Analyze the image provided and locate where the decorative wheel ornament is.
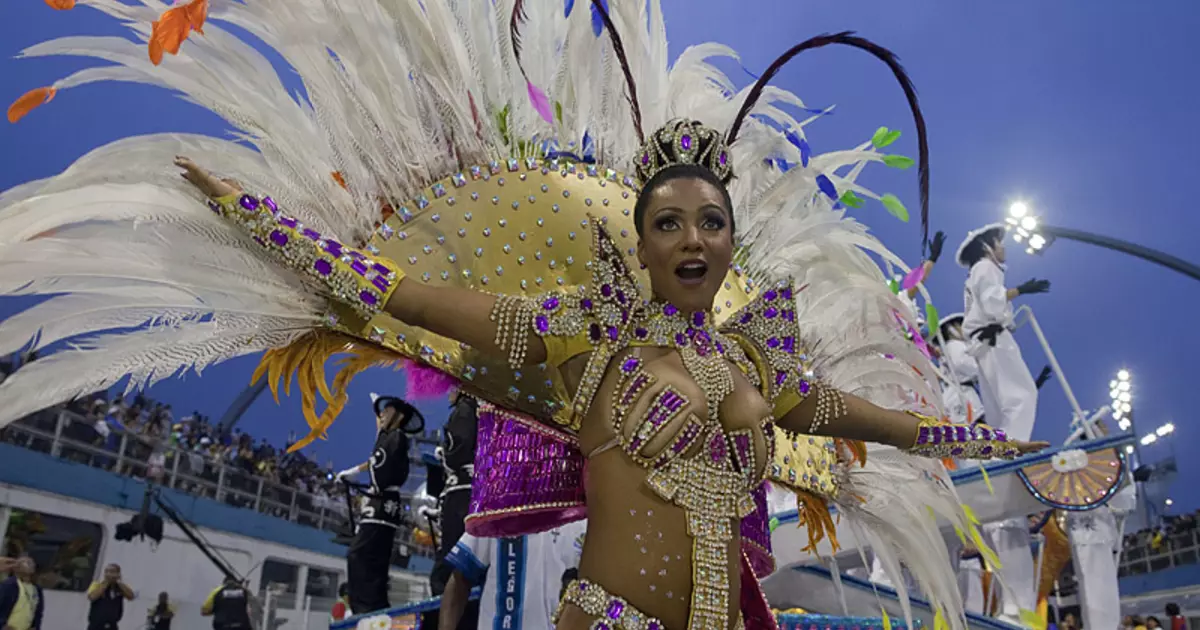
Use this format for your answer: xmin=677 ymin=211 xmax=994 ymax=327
xmin=1017 ymin=447 xmax=1125 ymax=510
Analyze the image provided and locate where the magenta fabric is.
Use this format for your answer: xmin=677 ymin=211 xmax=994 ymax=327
xmin=465 ymin=402 xmax=587 ymax=537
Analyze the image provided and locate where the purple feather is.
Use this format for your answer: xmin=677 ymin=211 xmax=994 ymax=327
xmin=527 ymin=81 xmax=554 ymax=125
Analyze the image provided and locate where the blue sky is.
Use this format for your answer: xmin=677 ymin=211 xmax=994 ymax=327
xmin=2 ymin=1 xmax=1197 ymax=512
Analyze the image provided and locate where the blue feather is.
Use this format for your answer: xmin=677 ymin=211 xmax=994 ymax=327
xmin=815 ymin=174 xmax=838 ymax=199
xmin=590 ymin=0 xmax=608 ymax=36
xmin=564 ymin=0 xmax=575 ymax=17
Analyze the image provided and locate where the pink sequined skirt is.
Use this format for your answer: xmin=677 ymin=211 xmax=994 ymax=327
xmin=465 ymin=401 xmax=588 ymax=537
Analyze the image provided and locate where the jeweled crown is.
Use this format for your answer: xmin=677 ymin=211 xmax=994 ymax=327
xmin=633 ymin=119 xmax=733 ymax=185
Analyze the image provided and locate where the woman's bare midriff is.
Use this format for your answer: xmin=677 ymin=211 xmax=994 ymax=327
xmin=555 ymin=450 xmax=744 ymax=630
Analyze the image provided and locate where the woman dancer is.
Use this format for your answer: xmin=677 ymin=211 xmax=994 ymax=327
xmin=2 ymin=1 xmax=1044 ymax=627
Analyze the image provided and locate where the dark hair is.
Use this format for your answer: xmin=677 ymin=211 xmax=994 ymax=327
xmin=1165 ymin=603 xmax=1180 ymax=616
xmin=633 ymin=164 xmax=735 ymax=239
xmin=960 ymin=227 xmax=1005 ymax=268
xmin=338 ymin=582 xmax=349 ymax=598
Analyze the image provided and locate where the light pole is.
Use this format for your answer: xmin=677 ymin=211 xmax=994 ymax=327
xmin=1005 ymin=202 xmax=1200 ymax=283
xmin=1110 ymin=369 xmax=1135 ymax=457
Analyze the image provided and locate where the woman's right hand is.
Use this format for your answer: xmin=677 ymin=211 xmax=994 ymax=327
xmin=174 ymin=156 xmax=241 ymax=199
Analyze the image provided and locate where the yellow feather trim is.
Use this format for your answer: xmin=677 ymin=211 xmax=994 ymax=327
xmin=250 ymin=330 xmax=404 ymax=452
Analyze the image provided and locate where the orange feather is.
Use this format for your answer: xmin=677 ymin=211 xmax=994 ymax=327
xmin=7 ymin=87 xmax=57 ymax=123
xmin=148 ymin=0 xmax=208 ymax=66
xmin=43 ymin=0 xmax=76 ymax=9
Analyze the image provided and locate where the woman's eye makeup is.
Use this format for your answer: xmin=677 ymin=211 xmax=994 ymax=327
xmin=654 ymin=216 xmax=680 ymax=231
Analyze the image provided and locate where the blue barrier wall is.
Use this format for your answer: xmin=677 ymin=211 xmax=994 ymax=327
xmin=1119 ymin=563 xmax=1200 ymax=597
xmin=0 ymin=442 xmax=433 ymax=573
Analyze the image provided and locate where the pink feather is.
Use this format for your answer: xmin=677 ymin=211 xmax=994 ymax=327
xmin=900 ymin=264 xmax=926 ymax=291
xmin=401 ymin=359 xmax=459 ymax=399
xmin=527 ymin=81 xmax=554 ymax=125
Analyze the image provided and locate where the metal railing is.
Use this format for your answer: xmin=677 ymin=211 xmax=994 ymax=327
xmin=1119 ymin=528 xmax=1200 ymax=577
xmin=0 ymin=408 xmax=436 ymax=560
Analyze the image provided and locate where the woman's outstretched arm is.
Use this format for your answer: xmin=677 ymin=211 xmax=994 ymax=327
xmin=176 ymin=156 xmax=549 ymax=366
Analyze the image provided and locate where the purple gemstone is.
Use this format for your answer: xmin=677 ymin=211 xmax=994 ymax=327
xmin=621 ymin=357 xmax=640 ymax=374
xmin=301 ymin=228 xmax=320 ymax=240
xmin=782 ymin=336 xmax=796 ymax=353
xmin=542 ymin=296 xmax=560 ymax=310
xmin=207 ymin=200 xmax=220 ymax=213
xmin=359 ymin=290 xmax=378 ymax=306
xmin=981 ymin=446 xmax=994 ymax=455
xmin=635 ymin=327 xmax=648 ymax=339
xmin=606 ymin=600 xmax=625 ymax=619
xmin=764 ymin=289 xmax=778 ymax=302
xmin=648 ymin=623 xmax=661 ymax=630
xmin=579 ymin=582 xmax=589 ymax=592
xmin=615 ymin=289 xmax=626 ymax=304
xmin=775 ymin=371 xmax=788 ymax=386
xmin=268 ymin=230 xmax=288 ymax=247
xmin=372 ymin=276 xmax=390 ymax=292
xmin=350 ymin=260 xmax=368 ymax=275
xmin=740 ymin=312 xmax=753 ymax=324
xmin=641 ymin=153 xmax=650 ymax=165
xmin=767 ymin=337 xmax=780 ymax=348
xmin=324 ymin=241 xmax=342 ymax=256
xmin=955 ymin=426 xmax=968 ymax=442
xmin=663 ymin=304 xmax=678 ymax=316
xmin=607 ymin=326 xmax=618 ymax=341
xmin=601 ymin=284 xmax=613 ymax=297
xmin=675 ymin=333 xmax=687 ymax=347
xmin=581 ymin=298 xmax=594 ymax=310
xmin=798 ymin=380 xmax=811 ymax=395
xmin=535 ymin=315 xmax=550 ymax=333
xmin=781 ymin=287 xmax=793 ymax=300
xmin=681 ymin=135 xmax=693 ymax=150
xmin=262 ymin=196 xmax=278 ymax=212
xmin=596 ymin=624 xmax=611 ymax=630
xmin=238 ymin=195 xmax=259 ymax=211
xmin=784 ymin=310 xmax=796 ymax=321
xmin=764 ymin=307 xmax=779 ymax=319
xmin=372 ymin=263 xmax=390 ymax=274
xmin=719 ymin=151 xmax=728 ymax=166
xmin=253 ymin=236 xmax=266 ymax=247
xmin=314 ymin=259 xmax=333 ymax=276
xmin=692 ymin=311 xmax=706 ymax=326
xmin=995 ymin=429 xmax=1008 ymax=442
xmin=951 ymin=447 xmax=965 ymax=456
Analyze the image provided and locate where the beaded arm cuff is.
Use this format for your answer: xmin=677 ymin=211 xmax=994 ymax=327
xmin=905 ymin=412 xmax=1021 ymax=460
xmin=211 ymin=193 xmax=403 ymax=319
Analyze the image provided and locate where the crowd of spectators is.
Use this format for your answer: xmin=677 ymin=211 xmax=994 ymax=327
xmin=1 ymin=353 xmax=350 ymax=526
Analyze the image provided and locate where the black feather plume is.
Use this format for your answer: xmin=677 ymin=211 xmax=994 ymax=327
xmin=726 ymin=32 xmax=930 ymax=249
xmin=587 ymin=0 xmax=644 ymax=144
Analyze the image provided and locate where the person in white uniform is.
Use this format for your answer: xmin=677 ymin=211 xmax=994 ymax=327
xmin=955 ymin=223 xmax=1051 ymax=623
xmin=931 ymin=312 xmax=985 ymax=426
xmin=439 ymin=520 xmax=587 ymax=630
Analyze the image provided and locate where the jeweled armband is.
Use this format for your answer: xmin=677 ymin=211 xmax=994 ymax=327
xmin=211 ymin=193 xmax=403 ymax=318
xmin=905 ymin=413 xmax=1021 ymax=460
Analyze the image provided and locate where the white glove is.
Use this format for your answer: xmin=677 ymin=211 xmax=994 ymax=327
xmin=334 ymin=467 xmax=359 ymax=481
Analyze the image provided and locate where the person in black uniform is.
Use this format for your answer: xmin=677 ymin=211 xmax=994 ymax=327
xmin=200 ymin=576 xmax=252 ymax=630
xmin=421 ymin=391 xmax=480 ymax=630
xmin=335 ymin=393 xmax=425 ymax=615
xmin=146 ymin=592 xmax=175 ymax=630
xmin=86 ymin=564 xmax=134 ymax=630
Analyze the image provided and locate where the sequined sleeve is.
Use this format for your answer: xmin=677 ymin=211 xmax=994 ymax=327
xmin=211 ymin=192 xmax=402 ymax=319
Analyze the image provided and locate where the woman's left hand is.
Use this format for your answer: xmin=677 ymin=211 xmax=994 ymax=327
xmin=1012 ymin=439 xmax=1051 ymax=456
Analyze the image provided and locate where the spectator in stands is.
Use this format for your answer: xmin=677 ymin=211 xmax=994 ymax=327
xmin=1166 ymin=603 xmax=1187 ymax=630
xmin=1134 ymin=616 xmax=1149 ymax=630
xmin=201 ymin=576 xmax=252 ymax=630
xmin=0 ymin=556 xmax=44 ymax=630
xmin=1148 ymin=617 xmax=1163 ymax=629
xmin=330 ymin=583 xmax=352 ymax=622
xmin=87 ymin=563 xmax=135 ymax=630
xmin=440 ymin=521 xmax=587 ymax=630
xmin=146 ymin=592 xmax=175 ymax=630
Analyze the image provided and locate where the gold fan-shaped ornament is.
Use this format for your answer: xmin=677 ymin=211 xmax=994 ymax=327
xmin=1017 ymin=447 xmax=1125 ymax=510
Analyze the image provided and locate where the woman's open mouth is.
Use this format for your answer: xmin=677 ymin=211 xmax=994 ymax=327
xmin=674 ymin=260 xmax=708 ymax=286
